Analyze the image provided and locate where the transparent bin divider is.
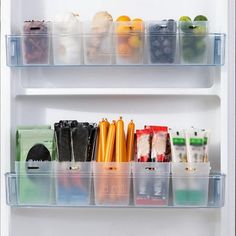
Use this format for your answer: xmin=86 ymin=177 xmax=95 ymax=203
xmin=179 ymin=21 xmax=209 ymax=64
xmin=211 ymin=34 xmax=225 ymax=65
xmin=83 ymin=22 xmax=113 ymax=65
xmin=15 ymin=161 xmax=54 ymax=205
xmin=114 ymin=21 xmax=144 ymax=64
xmin=21 ymin=21 xmax=51 ymax=65
xmin=208 ymin=173 xmax=225 ymax=207
xmin=93 ymin=162 xmax=131 ymax=206
xmin=133 ymin=162 xmax=170 ymax=206
xmin=146 ymin=20 xmax=177 ymax=64
xmin=54 ymin=162 xmax=92 ymax=205
xmin=6 ymin=36 xmax=22 ymax=66
xmin=52 ymin=22 xmax=82 ymax=65
xmin=172 ymin=162 xmax=210 ymax=206
xmin=5 ymin=173 xmax=18 ymax=205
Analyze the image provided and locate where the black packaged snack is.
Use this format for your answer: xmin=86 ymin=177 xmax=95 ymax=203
xmin=148 ymin=20 xmax=177 ymax=64
xmin=55 ymin=121 xmax=72 ymax=162
xmin=54 ymin=120 xmax=97 ymax=162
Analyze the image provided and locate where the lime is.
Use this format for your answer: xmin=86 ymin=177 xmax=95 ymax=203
xmin=194 ymin=15 xmax=208 ymax=21
xmin=193 ymin=25 xmax=207 ymax=34
xmin=183 ymin=48 xmax=194 ymax=60
xmin=196 ymin=39 xmax=206 ymax=54
xmin=180 ymin=21 xmax=193 ymax=33
xmin=179 ymin=16 xmax=192 ymax=22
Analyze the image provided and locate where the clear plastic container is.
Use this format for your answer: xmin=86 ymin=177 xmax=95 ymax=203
xmin=54 ymin=162 xmax=92 ymax=205
xmin=179 ymin=21 xmax=209 ymax=64
xmin=93 ymin=162 xmax=132 ymax=206
xmin=52 ymin=22 xmax=82 ymax=65
xmin=15 ymin=161 xmax=53 ymax=205
xmin=147 ymin=20 xmax=177 ymax=64
xmin=172 ymin=162 xmax=210 ymax=206
xmin=133 ymin=162 xmax=170 ymax=206
xmin=22 ymin=21 xmax=51 ymax=65
xmin=115 ymin=21 xmax=144 ymax=64
xmin=83 ymin=22 xmax=113 ymax=65
xmin=5 ymin=169 xmax=225 ymax=207
xmin=6 ymin=36 xmax=22 ymax=66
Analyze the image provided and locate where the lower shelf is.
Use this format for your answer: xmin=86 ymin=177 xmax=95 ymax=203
xmin=5 ymin=172 xmax=225 ymax=208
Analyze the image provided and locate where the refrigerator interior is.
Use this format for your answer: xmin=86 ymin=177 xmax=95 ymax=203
xmin=0 ymin=0 xmax=235 ymax=236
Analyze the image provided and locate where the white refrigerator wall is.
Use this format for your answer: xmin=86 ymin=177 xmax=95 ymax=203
xmin=0 ymin=0 xmax=235 ymax=236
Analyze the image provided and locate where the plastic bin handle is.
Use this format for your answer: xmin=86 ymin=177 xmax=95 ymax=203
xmin=185 ymin=167 xmax=197 ymax=172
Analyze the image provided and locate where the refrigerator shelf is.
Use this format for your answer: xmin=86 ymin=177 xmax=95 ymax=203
xmin=6 ymin=33 xmax=225 ymax=67
xmin=5 ymin=170 xmax=225 ymax=208
xmin=15 ymin=87 xmax=219 ymax=96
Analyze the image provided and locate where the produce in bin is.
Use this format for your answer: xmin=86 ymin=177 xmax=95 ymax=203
xmin=53 ymin=12 xmax=82 ymax=65
xmin=148 ymin=20 xmax=177 ymax=64
xmin=116 ymin=16 xmax=144 ymax=64
xmin=85 ymin=11 xmax=113 ymax=64
xmin=23 ymin=21 xmax=50 ymax=64
xmin=179 ymin=15 xmax=208 ymax=64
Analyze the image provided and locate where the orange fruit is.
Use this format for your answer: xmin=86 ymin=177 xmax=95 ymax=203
xmin=118 ymin=36 xmax=128 ymax=44
xmin=116 ymin=15 xmax=131 ymax=22
xmin=132 ymin=18 xmax=143 ymax=32
xmin=128 ymin=35 xmax=141 ymax=48
xmin=118 ymin=43 xmax=132 ymax=57
xmin=116 ymin=25 xmax=132 ymax=35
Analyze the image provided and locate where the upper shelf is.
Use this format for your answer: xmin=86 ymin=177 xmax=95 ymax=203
xmin=6 ymin=33 xmax=225 ymax=67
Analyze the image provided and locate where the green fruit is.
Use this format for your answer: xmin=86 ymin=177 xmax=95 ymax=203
xmin=182 ymin=36 xmax=194 ymax=46
xmin=183 ymin=48 xmax=194 ymax=60
xmin=196 ymin=39 xmax=206 ymax=54
xmin=180 ymin=21 xmax=193 ymax=33
xmin=194 ymin=15 xmax=208 ymax=21
xmin=179 ymin=16 xmax=192 ymax=22
xmin=193 ymin=25 xmax=207 ymax=34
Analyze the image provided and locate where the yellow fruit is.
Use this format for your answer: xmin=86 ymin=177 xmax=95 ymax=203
xmin=132 ymin=18 xmax=143 ymax=32
xmin=118 ymin=43 xmax=132 ymax=57
xmin=116 ymin=15 xmax=131 ymax=22
xmin=128 ymin=35 xmax=141 ymax=48
xmin=116 ymin=25 xmax=132 ymax=35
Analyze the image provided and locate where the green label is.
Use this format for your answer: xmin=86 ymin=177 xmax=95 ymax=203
xmin=190 ymin=138 xmax=203 ymax=146
xmin=204 ymin=137 xmax=208 ymax=145
xmin=173 ymin=138 xmax=186 ymax=145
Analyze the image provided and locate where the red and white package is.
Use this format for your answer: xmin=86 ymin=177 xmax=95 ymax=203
xmin=149 ymin=126 xmax=168 ymax=162
xmin=136 ymin=129 xmax=151 ymax=162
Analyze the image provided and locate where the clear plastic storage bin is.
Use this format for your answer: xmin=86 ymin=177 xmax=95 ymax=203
xmin=54 ymin=162 xmax=92 ymax=206
xmin=115 ymin=21 xmax=144 ymax=64
xmin=52 ymin=22 xmax=82 ymax=65
xmin=14 ymin=161 xmax=53 ymax=205
xmin=93 ymin=162 xmax=132 ymax=206
xmin=133 ymin=162 xmax=170 ymax=206
xmin=147 ymin=20 xmax=177 ymax=64
xmin=83 ymin=22 xmax=113 ymax=65
xmin=179 ymin=21 xmax=209 ymax=64
xmin=22 ymin=21 xmax=51 ymax=65
xmin=172 ymin=162 xmax=210 ymax=206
